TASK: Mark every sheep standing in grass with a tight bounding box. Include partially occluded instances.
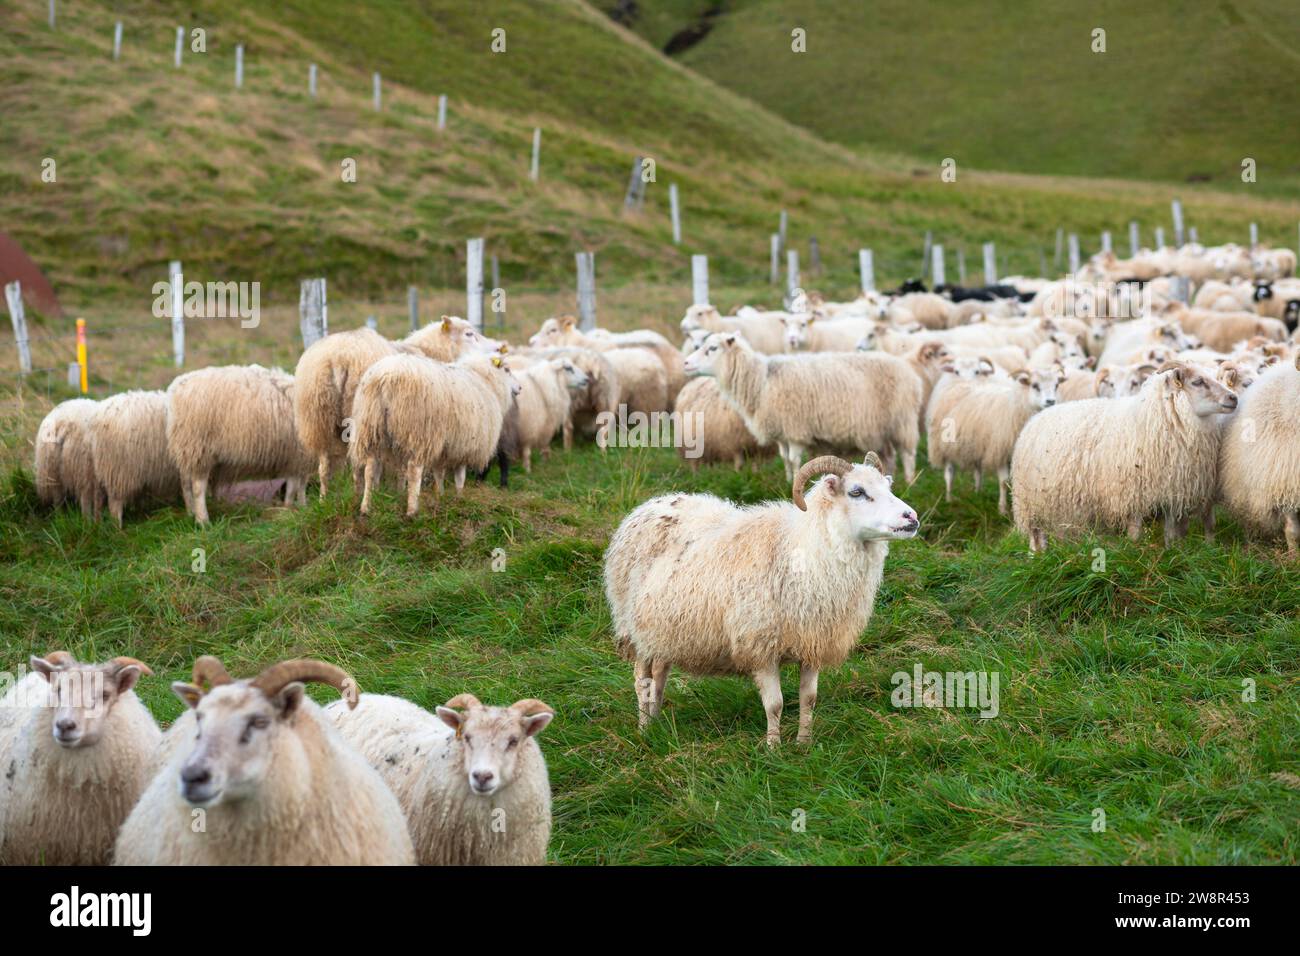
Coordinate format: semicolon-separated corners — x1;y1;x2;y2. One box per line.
531;346;620;450
679;303;786;354
926;366;1064;512
0;653;159;865
1218;354;1300;553
167;364;313;526
673;376;762;471
325;692;553;866
293;318;501;499
531;314;685;404
89;390;182;526
34;399;101;517
516;358;589;472
685;331;922;482
114;657;414;866
350;353;519;516
1011;363;1238;550
605;454;919;745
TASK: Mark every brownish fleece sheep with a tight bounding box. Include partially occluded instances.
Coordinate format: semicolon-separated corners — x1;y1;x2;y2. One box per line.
89;390;182;527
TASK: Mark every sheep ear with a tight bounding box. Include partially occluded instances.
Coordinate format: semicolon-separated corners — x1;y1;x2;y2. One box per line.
1014;370;1031;386
274;682;305;718
114;665;143;696
522;712;553;737
435;706;463;731
30;656;58;681
172;682;204;710
439;315;453;333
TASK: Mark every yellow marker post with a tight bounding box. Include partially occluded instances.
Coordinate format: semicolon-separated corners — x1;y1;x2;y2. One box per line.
75;318;88;394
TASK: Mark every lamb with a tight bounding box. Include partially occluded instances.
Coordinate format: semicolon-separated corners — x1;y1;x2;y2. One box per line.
324;692;553;865
166;364;314;526
0;653;160;865
684;332;923;483
926;366;1064;512
293;318;501;499
531;314;685;402
679;303;785;354
780;313;874;352
1217;354;1300;553
530;346;619;450
113;657;414;866
604;453;919;745
88;390;183;526
515;358;589;472
1011;363;1238;550
33;399;102;517
891;292;956;330
673;376;762;471
350;353;518;516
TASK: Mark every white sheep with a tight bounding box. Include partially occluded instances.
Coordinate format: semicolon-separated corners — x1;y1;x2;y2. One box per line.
166;364;313;526
33;399;101;517
515;358;589;472
684;331;923;483
88;389;183;526
926;366;1064;512
679;303;786;354
604;454;919;745
1218;354;1300;553
325;691;554;865
780;313;874;352
113;657;415;865
0;653;160;865
530;315;684;403
672;376;762;471
1011;363;1238;549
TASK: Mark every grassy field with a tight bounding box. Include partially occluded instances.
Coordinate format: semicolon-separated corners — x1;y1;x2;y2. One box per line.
606;0;1300;197
2;414;1297;863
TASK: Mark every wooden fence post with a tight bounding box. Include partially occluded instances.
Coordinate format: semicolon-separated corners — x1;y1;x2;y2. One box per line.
169;260;184;367
859;249;874;293
770;234;780;284
1053;228;1064;271
624;157;642;210
1155;227;1165;249
491;254;503;331
786;250;800;305
983;242;997;285
530;128;540;181
408;285;419;332
691;255;709;306
299;278;327;349
1171;199;1185;248
49;0;55;29
174;26;184;68
4;281;31;374
956;247;966;284
1129;221;1139;257
1249;222;1259;248
466;238;485;332
309;63;317;97
576;252;596;331
437;94;447;130
1101;231;1112;254
931;244;946;287
235;44;244;88
669;183;681;245
113;21;122;60
1188;226;1198;244
1067;234;1081;275
372;72;381;111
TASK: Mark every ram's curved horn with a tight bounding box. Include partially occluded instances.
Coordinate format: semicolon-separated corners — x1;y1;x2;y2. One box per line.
108;657;154;676
444;693;482;710
508;698;554;716
862;451;884;473
791;456;854;512
251;660;359;709
191;656;233;691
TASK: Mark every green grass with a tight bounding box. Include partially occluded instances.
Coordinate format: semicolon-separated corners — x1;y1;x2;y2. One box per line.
607;0;1300;197
2;440;1296;864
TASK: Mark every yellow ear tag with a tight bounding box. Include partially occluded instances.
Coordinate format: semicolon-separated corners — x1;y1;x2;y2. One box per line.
492;356;502;368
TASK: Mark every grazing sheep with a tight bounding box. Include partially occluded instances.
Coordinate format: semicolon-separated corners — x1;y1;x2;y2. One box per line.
34;399;102;517
89;390;182;527
166;364;313;526
1218;354;1300;553
113;657;414;866
516;358;589;472
679;303;785;354
325;692;553;866
892;292;957;330
350;353;519;516
673;376;762;471
1011;363;1237;550
926;366;1064;512
604;454;919;745
684;332;922;483
531;315;685;403
293;318;500;499
0;653;160;865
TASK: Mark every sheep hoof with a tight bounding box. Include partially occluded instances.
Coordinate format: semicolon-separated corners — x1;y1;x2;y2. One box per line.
764;734;781;748
795;733;812;746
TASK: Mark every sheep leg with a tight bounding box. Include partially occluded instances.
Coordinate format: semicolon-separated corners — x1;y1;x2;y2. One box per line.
562;419;573;451
1202;504;1216;543
192;475;209;526
433;470;445;496
359;458;376;516
648;660;670;720
997;467;1010;516
944;464;954;502
522;448;532;474
973;468;983;492
497;448;510;489
689;459;699;473
733;452;743;472
1029;527;1047;553
109;497;124;529
454;466;467;493
786;444;805;477
635;658;654;729
900;448;917;484
796;665;819;745
405;461;423;517
1285;513;1300;556
1126;519;1143;542
181;480;194;515
317;454;332;500
541;445;551;461
1163;512;1189;546
297;482;307;507
753;663;783;747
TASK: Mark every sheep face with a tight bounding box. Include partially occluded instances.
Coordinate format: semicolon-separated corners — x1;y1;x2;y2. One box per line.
169;681;305;809
679;303;719;333
814;462;919;542
29;656;145;749
558;360;589;391
940;356;996;379
434;704;553;797
441;316;503;357
1015;367;1065;409
780;314;812;350
682;331;734;376
1151;364;1238;416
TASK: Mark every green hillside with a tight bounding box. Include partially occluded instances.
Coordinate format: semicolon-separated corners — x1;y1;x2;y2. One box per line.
603;0;1300;196
2;0;1298;314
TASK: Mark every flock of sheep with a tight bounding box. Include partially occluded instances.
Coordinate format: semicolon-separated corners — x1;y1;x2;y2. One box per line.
11;237;1300;862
